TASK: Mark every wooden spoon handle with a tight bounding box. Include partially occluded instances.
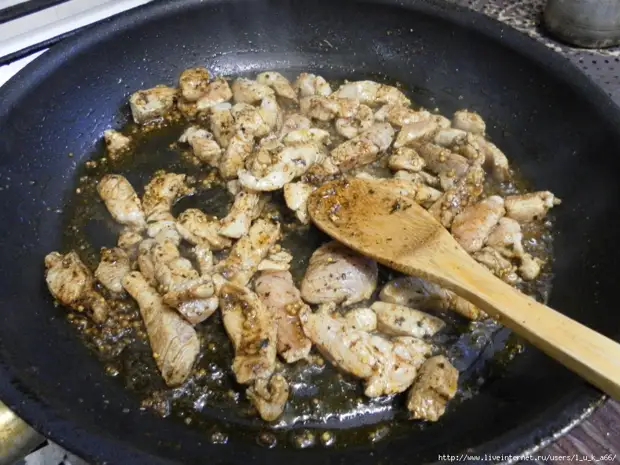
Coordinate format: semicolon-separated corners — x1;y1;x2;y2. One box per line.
441;256;620;399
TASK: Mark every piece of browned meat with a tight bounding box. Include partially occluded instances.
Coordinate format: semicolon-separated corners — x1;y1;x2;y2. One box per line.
407;355;458;422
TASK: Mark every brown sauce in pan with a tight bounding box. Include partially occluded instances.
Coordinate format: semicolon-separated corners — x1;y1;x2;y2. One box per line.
59;93;555;448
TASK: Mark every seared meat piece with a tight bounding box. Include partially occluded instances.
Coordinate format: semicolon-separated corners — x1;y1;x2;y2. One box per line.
335;104;374;139
300;306;430;397
343;307;377;332
215;219;281;286
473;247;519;284
429;164;485;228
388;147;426;172
246;374;289;422
219;130;254;180
407;355;458;422
474;136;510;181
333;80;410;106
486;217;524;258
371;302;445;338
238;144;326;191
452;110;486;135
209;103;236;148
196;78;233;111
393;169;440;188
255;271;312;363
375;104;431;127
257;71;297;101
129;86;177;124
231;78;275;104
45;251;109;323
393;120;438;148
137;239;157;286
103;130;131;160
451;196;505;253
380;276;482;320
176;209;232;251
282;128;331;147
118;228;143;259
143;172;193;244
279;113;312;138
150;240;217;325
283;181;315;224
179;126;222;167
231;103;271;138
415;143;470;180
179;67;211;102
300;241;378;306
259;95;283;132
433;128;467;148
331;122;394;170
122;271;199;386
505;192;561;223
257;247;293;272
97;175;146;230
95;247;130;295
293;73;332;97
219;190;265;239
220;283;277;384
299;95;360;121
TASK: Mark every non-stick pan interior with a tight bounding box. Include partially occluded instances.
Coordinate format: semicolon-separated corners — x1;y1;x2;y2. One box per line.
0;1;618;464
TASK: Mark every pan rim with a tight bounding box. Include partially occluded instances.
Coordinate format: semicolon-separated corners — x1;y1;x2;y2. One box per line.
0;0;612;463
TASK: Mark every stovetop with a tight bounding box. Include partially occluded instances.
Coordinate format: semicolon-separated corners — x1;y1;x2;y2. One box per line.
0;0;618;464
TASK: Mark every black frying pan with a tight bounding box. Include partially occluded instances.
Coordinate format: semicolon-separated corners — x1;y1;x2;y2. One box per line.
1;0;619;463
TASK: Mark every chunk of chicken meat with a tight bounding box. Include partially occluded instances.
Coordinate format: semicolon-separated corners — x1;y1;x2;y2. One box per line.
117;228;143;259
238;144;326;191
142;172;193;244
209;103;236;148
246;374;290;422
176;209;232;251
129;86;177;124
433;128;467;148
407;355;458;422
452;110;486;135
215;219;281;286
279;113;312;138
293;73;332;97
257;247;293;272
149;240;217;325
333;80;410;107
505;191;561;223
393;120;438;149
258;95;282;132
473;247;519;284
371;302;445;338
231;103;271;138
45;251;109;323
282;128;331;147
255;271;312;363
283;181;315;224
103;130;131;161
451;196;505;253
300;241;378;306
331;122;394;170
414;143;470;182
429;164;485;228
95;247;130;295
196;78;233;111
220;283;277;384
219;130;255;180
388;147;426;172
486;217;544;281
122;271;199;386
179;126;222;167
300;307;431;397
231;78;275;104
367;177;441;210
219;190;265;239
335;104;374;139
393;169;440;188
179;67;211;102
257;71;297;101
375;104;431;127
343;307;377;332
380;276;482;320
97;174;146;230
474;136;510;181
299;95;359;121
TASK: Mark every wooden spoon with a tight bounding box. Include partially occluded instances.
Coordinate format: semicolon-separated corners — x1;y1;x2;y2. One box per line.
307;177;620;399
